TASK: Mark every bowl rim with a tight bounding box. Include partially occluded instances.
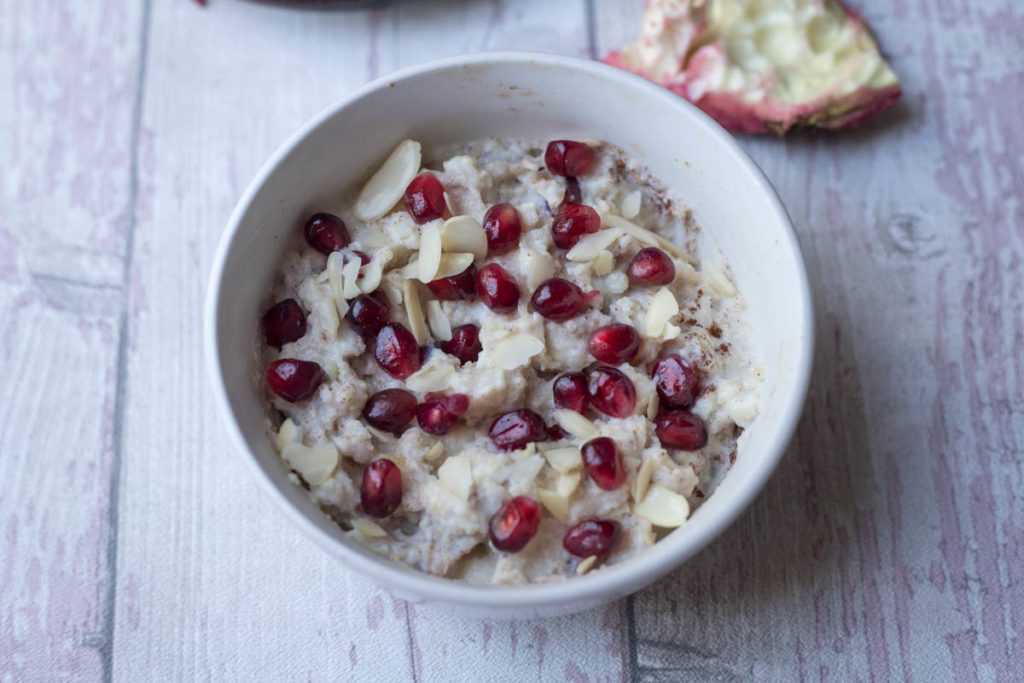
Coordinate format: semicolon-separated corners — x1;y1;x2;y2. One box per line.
204;50;815;611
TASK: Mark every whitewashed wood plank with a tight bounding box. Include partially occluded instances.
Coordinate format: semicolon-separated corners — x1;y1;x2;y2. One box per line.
0;0;144;680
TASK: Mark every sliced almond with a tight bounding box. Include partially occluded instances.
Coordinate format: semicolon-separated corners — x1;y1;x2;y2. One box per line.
359;225;390;248
619;190;642;220
492;332;545;370
566;228;623;262
676;261;699;285
543;446;582;474
281;443;339;486
702;261;737;297
523;442;537;458
352;518;388;539
354;139;422;221
401;259;420;279
635;484;691;528
442;191;456;216
418;220;443;282
314;270;329;285
575;555;598;576
276;418;302;452
537;488;571;523
604;214;697;264
634;455;657;504
644;287;679;338
592;250;614;276
662;322;682;341
425;300;452;341
437;454;473;501
358;259;384;294
441;216;487;260
342;257;362;299
403;279;428;344
424;442;445;461
646;393;660;421
434;252;475;280
405;363;454;392
313;284;339;337
556;471;582;497
523;248;556;290
327;252;347;306
553;409;600;440
365;425;398;444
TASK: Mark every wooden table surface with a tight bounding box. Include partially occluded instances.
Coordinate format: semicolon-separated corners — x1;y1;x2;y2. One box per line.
2;0;1021;680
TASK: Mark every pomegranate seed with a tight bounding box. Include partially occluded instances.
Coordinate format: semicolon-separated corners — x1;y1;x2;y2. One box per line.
362;388;417;436
655;410;708;450
360;459;402;518
427;264;476;300
304;212;350;254
476;263;520;313
562;519;621;558
403;173;447;224
581;437;626;490
374;323;422;379
348;249;371;266
587;324;640;365
442;324;482;364
627;247;676;286
265;359;325;402
562;177;582;205
587;366;637;418
551;204;600;249
545;140;595;177
489;496;542;552
482;203;523;254
651;355;701;408
530;278;587;321
417;393;470;435
347;294;390;338
553;372;589;413
489;409;548;451
262;298;307;349
548;424;569;441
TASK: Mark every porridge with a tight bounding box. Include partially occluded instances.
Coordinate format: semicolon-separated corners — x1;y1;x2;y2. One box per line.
259;138;762;584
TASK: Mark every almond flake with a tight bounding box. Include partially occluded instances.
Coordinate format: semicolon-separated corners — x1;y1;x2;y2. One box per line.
575;555;598;576
342;257;362;298
352;518;388;539
437;454;473;501
359;259;384;294
403;279;428;344
425;300;452;341
646;393;660;421
281;443;339;486
676;261;699;284
523;248;556;290
523;442;537;458
327;252;346;305
702;261;737;297
553;409;600;440
604;214;697;264
620;190;642;220
359;225;390;248
441;216;487;260
354;139;422;221
662;322;682;341
635;484;691;528
424;442;445;461
434;253;475;280
566;228;623;262
276;418;302;452
538;488;571;523
313;284;339;337
443;191;456;216
418;220;443;282
543;446;582;474
492;332;545;370
556;472;582;497
592;250;614;276
405;363;454;392
644;287;679;338
365;425;398;443
634;455;656;503
401;259;420;279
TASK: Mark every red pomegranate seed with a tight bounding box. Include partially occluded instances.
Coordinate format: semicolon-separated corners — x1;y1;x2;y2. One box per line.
651;355;701;409
530;278;587;321
362;388;417;436
417;393;470;435
545;140;595;177
360;459;402;518
374;323;422;379
442;324;482;364
581;437;626;490
427;264;477;300
627;247;676;286
587;366;637;418
347;294;390;338
476;263;520;313
489;409;548;451
262;298;307;349
304;212;350;254
562;519;621;558
551;204;600;249
548;424;569;441
489;496;542;552
482;203;523;254
265;359;325;402
553;372;589;413
403;173;447;224
587;324;640;365
655;410;708;450
562;177;582;205
348;249;371;266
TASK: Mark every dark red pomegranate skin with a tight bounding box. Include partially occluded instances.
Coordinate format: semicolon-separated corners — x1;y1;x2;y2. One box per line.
551;204;600;249
562;519;622;558
587;366;637;418
362;388;417;436
442;324;482;364
654;410;708;450
360;458;402;518
482;203;523;254
265;359;325;402
262;298;307;349
373;323;422;379
489;496;542;552
581;437;626;490
545;140;595;177
404;173;447;224
476;263;520;313
530;278;586;321
587;324;640;365
303;212;350;254
553;372;589;414
347;294;390;339
416;393;470;435
627;247;676;286
427;265;477;301
488;409;549;451
651;355;701;409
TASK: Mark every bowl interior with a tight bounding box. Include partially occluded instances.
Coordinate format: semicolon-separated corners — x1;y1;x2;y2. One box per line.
208;54;812;617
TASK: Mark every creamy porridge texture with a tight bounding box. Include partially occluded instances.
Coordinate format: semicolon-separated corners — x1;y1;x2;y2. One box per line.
259;138;762;584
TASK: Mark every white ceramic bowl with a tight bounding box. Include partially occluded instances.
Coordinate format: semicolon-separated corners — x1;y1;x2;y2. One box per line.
205;52;813;619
